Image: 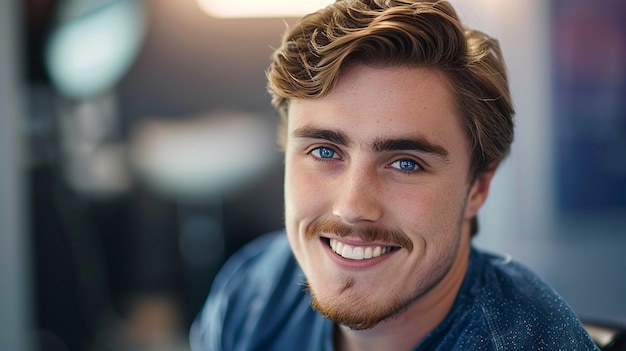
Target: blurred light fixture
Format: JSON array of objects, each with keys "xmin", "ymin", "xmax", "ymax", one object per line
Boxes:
[
  {"xmin": 130, "ymin": 111, "xmax": 279, "ymax": 199},
  {"xmin": 45, "ymin": 0, "xmax": 147, "ymax": 100},
  {"xmin": 196, "ymin": 0, "xmax": 334, "ymax": 18}
]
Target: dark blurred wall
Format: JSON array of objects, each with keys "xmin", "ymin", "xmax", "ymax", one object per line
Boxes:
[{"xmin": 1, "ymin": 0, "xmax": 33, "ymax": 349}]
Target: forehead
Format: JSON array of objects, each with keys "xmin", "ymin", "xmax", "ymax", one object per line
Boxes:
[{"xmin": 287, "ymin": 65, "xmax": 467, "ymax": 151}]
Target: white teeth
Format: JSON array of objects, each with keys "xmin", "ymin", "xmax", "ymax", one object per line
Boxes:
[
  {"xmin": 364, "ymin": 247, "xmax": 373, "ymax": 259},
  {"xmin": 373, "ymin": 246, "xmax": 381, "ymax": 257},
  {"xmin": 353, "ymin": 247, "xmax": 364, "ymax": 260},
  {"xmin": 341, "ymin": 245, "xmax": 352, "ymax": 258},
  {"xmin": 329, "ymin": 239, "xmax": 392, "ymax": 260}
]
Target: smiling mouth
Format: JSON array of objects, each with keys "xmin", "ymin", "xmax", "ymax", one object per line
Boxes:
[{"xmin": 324, "ymin": 238, "xmax": 399, "ymax": 260}]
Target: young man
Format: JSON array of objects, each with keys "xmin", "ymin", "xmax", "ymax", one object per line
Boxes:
[{"xmin": 190, "ymin": 1, "xmax": 599, "ymax": 350}]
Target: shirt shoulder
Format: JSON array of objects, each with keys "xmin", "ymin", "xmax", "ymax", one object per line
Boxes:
[
  {"xmin": 471, "ymin": 249, "xmax": 600, "ymax": 351},
  {"xmin": 189, "ymin": 231, "xmax": 331, "ymax": 351},
  {"xmin": 418, "ymin": 249, "xmax": 599, "ymax": 351}
]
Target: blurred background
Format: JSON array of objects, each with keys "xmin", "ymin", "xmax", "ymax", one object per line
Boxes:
[{"xmin": 0, "ymin": 0, "xmax": 624, "ymax": 350}]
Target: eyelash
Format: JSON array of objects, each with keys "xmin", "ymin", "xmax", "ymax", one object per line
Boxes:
[{"xmin": 308, "ymin": 146, "xmax": 424, "ymax": 174}]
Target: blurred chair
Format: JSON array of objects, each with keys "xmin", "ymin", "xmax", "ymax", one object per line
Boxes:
[{"xmin": 583, "ymin": 320, "xmax": 626, "ymax": 351}]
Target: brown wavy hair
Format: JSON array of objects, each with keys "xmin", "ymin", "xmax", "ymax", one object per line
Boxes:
[{"xmin": 267, "ymin": 0, "xmax": 515, "ymax": 235}]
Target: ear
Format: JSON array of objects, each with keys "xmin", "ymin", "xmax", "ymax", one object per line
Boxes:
[{"xmin": 464, "ymin": 168, "xmax": 497, "ymax": 220}]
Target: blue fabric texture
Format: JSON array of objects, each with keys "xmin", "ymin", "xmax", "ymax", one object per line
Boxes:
[{"xmin": 190, "ymin": 231, "xmax": 599, "ymax": 351}]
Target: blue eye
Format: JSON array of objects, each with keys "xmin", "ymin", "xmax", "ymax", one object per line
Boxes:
[
  {"xmin": 391, "ymin": 159, "xmax": 419, "ymax": 171},
  {"xmin": 312, "ymin": 147, "xmax": 336, "ymax": 159}
]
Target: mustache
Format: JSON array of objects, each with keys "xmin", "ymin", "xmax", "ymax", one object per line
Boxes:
[{"xmin": 306, "ymin": 219, "xmax": 414, "ymax": 253}]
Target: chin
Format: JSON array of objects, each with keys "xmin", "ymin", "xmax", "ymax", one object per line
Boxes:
[{"xmin": 307, "ymin": 280, "xmax": 412, "ymax": 330}]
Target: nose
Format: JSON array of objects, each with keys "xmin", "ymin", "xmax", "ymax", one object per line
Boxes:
[{"xmin": 332, "ymin": 167, "xmax": 383, "ymax": 224}]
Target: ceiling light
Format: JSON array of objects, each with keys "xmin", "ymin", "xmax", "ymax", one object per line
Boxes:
[
  {"xmin": 45, "ymin": 0, "xmax": 146, "ymax": 100},
  {"xmin": 196, "ymin": 0, "xmax": 333, "ymax": 18}
]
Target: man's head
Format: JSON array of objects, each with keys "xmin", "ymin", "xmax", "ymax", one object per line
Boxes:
[
  {"xmin": 268, "ymin": 0, "xmax": 514, "ymax": 194},
  {"xmin": 266, "ymin": 0, "xmax": 514, "ymax": 332}
]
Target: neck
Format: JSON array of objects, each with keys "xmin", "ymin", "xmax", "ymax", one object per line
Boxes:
[{"xmin": 333, "ymin": 238, "xmax": 471, "ymax": 351}]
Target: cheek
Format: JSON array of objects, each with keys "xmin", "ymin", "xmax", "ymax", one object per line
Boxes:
[
  {"xmin": 283, "ymin": 159, "xmax": 331, "ymax": 268},
  {"xmin": 389, "ymin": 183, "xmax": 467, "ymax": 239},
  {"xmin": 284, "ymin": 158, "xmax": 328, "ymax": 228}
]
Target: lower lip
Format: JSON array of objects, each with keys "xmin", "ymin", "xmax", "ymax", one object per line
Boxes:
[{"xmin": 321, "ymin": 238, "xmax": 397, "ymax": 269}]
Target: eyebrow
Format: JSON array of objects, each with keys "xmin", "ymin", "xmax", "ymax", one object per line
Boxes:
[
  {"xmin": 292, "ymin": 126, "xmax": 351, "ymax": 146},
  {"xmin": 291, "ymin": 126, "xmax": 449, "ymax": 162},
  {"xmin": 373, "ymin": 138, "xmax": 449, "ymax": 162}
]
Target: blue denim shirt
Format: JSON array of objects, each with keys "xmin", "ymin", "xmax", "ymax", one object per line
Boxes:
[{"xmin": 190, "ymin": 231, "xmax": 599, "ymax": 350}]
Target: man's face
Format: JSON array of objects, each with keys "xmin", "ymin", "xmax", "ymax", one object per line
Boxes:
[{"xmin": 284, "ymin": 65, "xmax": 493, "ymax": 330}]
